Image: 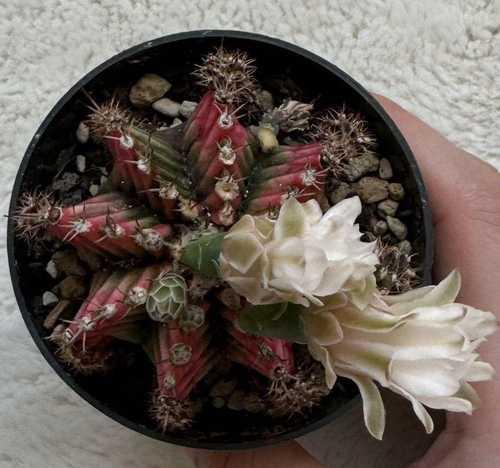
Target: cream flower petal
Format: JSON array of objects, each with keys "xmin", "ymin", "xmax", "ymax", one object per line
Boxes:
[
  {"xmin": 418, "ymin": 395, "xmax": 474, "ymax": 414},
  {"xmin": 301, "ymin": 198, "xmax": 323, "ymax": 224},
  {"xmin": 336, "ymin": 366, "xmax": 386, "ymax": 440},
  {"xmin": 334, "ymin": 304, "xmax": 405, "ymax": 333},
  {"xmin": 226, "ymin": 277, "xmax": 279, "ymax": 305},
  {"xmin": 254, "ymin": 217, "xmax": 275, "ymax": 240},
  {"xmin": 227, "ymin": 214, "xmax": 256, "ymax": 235},
  {"xmin": 308, "ymin": 342, "xmax": 337, "ymax": 389},
  {"xmin": 318, "ymin": 196, "xmax": 362, "ymax": 236},
  {"xmin": 274, "ymin": 197, "xmax": 306, "ymax": 240},
  {"xmin": 313, "ymin": 263, "xmax": 354, "ymax": 297},
  {"xmin": 391, "ymin": 383, "xmax": 435, "ymax": 434},
  {"xmin": 463, "ymin": 361, "xmax": 495, "ymax": 382},
  {"xmin": 268, "ymin": 239, "xmax": 306, "ymax": 284},
  {"xmin": 221, "ymin": 233, "xmax": 264, "ymax": 274},
  {"xmin": 388, "ymin": 358, "xmax": 461, "ymax": 398},
  {"xmin": 303, "ymin": 310, "xmax": 343, "ymax": 346},
  {"xmin": 389, "ymin": 270, "xmax": 461, "ymax": 315},
  {"xmin": 457, "ymin": 306, "xmax": 498, "ymax": 340},
  {"xmin": 383, "ymin": 286, "xmax": 434, "ymax": 306}
]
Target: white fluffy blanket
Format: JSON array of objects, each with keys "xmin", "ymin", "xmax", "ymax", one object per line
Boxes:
[{"xmin": 1, "ymin": 1, "xmax": 498, "ymax": 467}]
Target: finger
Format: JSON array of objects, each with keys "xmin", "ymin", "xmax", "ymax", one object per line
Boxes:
[{"xmin": 186, "ymin": 441, "xmax": 324, "ymax": 468}]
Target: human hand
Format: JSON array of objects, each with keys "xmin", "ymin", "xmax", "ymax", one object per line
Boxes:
[{"xmin": 186, "ymin": 95, "xmax": 500, "ymax": 468}]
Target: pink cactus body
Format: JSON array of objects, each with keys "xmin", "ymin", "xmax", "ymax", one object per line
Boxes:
[
  {"xmin": 222, "ymin": 309, "xmax": 295, "ymax": 379},
  {"xmin": 153, "ymin": 303, "xmax": 216, "ymax": 400},
  {"xmin": 246, "ymin": 143, "xmax": 325, "ymax": 215},
  {"xmin": 183, "ymin": 92, "xmax": 255, "ymax": 225},
  {"xmin": 45, "ymin": 193, "xmax": 172, "ymax": 258},
  {"xmin": 63, "ymin": 264, "xmax": 166, "ymax": 351}
]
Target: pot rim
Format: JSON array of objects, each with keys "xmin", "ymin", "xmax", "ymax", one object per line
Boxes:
[{"xmin": 7, "ymin": 29, "xmax": 433, "ymax": 450}]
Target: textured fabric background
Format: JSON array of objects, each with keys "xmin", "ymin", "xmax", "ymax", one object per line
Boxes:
[{"xmin": 1, "ymin": 1, "xmax": 498, "ymax": 467}]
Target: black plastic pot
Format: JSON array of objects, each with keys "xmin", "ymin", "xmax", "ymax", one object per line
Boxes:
[{"xmin": 7, "ymin": 30, "xmax": 433, "ymax": 450}]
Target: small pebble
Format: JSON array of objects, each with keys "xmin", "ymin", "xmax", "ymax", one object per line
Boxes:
[
  {"xmin": 55, "ymin": 276, "xmax": 87, "ymax": 300},
  {"xmin": 43, "ymin": 300, "xmax": 70, "ymax": 330},
  {"xmin": 373, "ymin": 219, "xmax": 388, "ymax": 236},
  {"xmin": 170, "ymin": 117, "xmax": 183, "ymax": 128},
  {"xmin": 210, "ymin": 380, "xmax": 238, "ymax": 398},
  {"xmin": 355, "ymin": 177, "xmax": 389, "ymax": 203},
  {"xmin": 377, "ymin": 199, "xmax": 399, "ymax": 218},
  {"xmin": 42, "ymin": 291, "xmax": 58, "ymax": 306},
  {"xmin": 45, "ymin": 260, "xmax": 58, "ymax": 279},
  {"xmin": 52, "ymin": 172, "xmax": 79, "ymax": 191},
  {"xmin": 77, "ymin": 248, "xmax": 103, "ymax": 271},
  {"xmin": 397, "ymin": 240, "xmax": 412, "ymax": 255},
  {"xmin": 52, "ymin": 250, "xmax": 87, "ymax": 276},
  {"xmin": 343, "ymin": 151, "xmax": 380, "ymax": 182},
  {"xmin": 257, "ymin": 126, "xmax": 279, "ymax": 153},
  {"xmin": 388, "ymin": 183, "xmax": 405, "ymax": 201},
  {"xmin": 98, "ymin": 166, "xmax": 108, "ymax": 175},
  {"xmin": 329, "ymin": 182, "xmax": 355, "ymax": 204},
  {"xmin": 100, "ymin": 175, "xmax": 108, "ymax": 185},
  {"xmin": 129, "ymin": 73, "xmax": 171, "ymax": 108},
  {"xmin": 89, "ymin": 184, "xmax": 99, "ymax": 196},
  {"xmin": 76, "ymin": 122, "xmax": 90, "ymax": 143},
  {"xmin": 386, "ymin": 216, "xmax": 408, "ymax": 240},
  {"xmin": 378, "ymin": 158, "xmax": 393, "ymax": 179},
  {"xmin": 228, "ymin": 390, "xmax": 246, "ymax": 411},
  {"xmin": 76, "ymin": 154, "xmax": 86, "ymax": 173},
  {"xmin": 179, "ymin": 100, "xmax": 198, "ymax": 118},
  {"xmin": 243, "ymin": 394, "xmax": 265, "ymax": 413},
  {"xmin": 256, "ymin": 89, "xmax": 274, "ymax": 111},
  {"xmin": 152, "ymin": 97, "xmax": 181, "ymax": 117},
  {"xmin": 212, "ymin": 397, "xmax": 226, "ymax": 409}
]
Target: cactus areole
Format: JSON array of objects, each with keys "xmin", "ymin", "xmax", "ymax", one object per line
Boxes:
[{"xmin": 8, "ymin": 31, "xmax": 434, "ymax": 450}]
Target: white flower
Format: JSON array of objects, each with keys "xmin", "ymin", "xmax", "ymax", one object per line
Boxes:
[
  {"xmin": 219, "ymin": 196, "xmax": 378, "ymax": 306},
  {"xmin": 303, "ymin": 271, "xmax": 498, "ymax": 439}
]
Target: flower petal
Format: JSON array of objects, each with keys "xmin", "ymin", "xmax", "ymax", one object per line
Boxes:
[
  {"xmin": 274, "ymin": 197, "xmax": 307, "ymax": 240},
  {"xmin": 389, "ymin": 270, "xmax": 461, "ymax": 315},
  {"xmin": 302, "ymin": 199, "xmax": 323, "ymax": 224},
  {"xmin": 308, "ymin": 342, "xmax": 337, "ymax": 389},
  {"xmin": 303, "ymin": 310, "xmax": 343, "ymax": 346},
  {"xmin": 222, "ymin": 233, "xmax": 264, "ymax": 274},
  {"xmin": 228, "ymin": 214, "xmax": 256, "ymax": 235},
  {"xmin": 336, "ymin": 366, "xmax": 386, "ymax": 440},
  {"xmin": 464, "ymin": 361, "xmax": 495, "ymax": 382},
  {"xmin": 391, "ymin": 384, "xmax": 434, "ymax": 434},
  {"xmin": 388, "ymin": 358, "xmax": 461, "ymax": 398}
]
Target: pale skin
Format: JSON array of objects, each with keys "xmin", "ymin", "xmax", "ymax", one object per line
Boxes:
[{"xmin": 187, "ymin": 95, "xmax": 500, "ymax": 468}]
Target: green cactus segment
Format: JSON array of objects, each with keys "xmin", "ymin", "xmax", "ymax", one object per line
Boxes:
[
  {"xmin": 179, "ymin": 232, "xmax": 225, "ymax": 278},
  {"xmin": 236, "ymin": 302, "xmax": 307, "ymax": 344},
  {"xmin": 245, "ymin": 143, "xmax": 325, "ymax": 215},
  {"xmin": 146, "ymin": 272, "xmax": 188, "ymax": 322},
  {"xmin": 130, "ymin": 127, "xmax": 192, "ymax": 198}
]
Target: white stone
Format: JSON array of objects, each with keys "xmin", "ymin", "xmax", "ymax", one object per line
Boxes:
[
  {"xmin": 89, "ymin": 184, "xmax": 99, "ymax": 196},
  {"xmin": 100, "ymin": 175, "xmax": 108, "ymax": 185},
  {"xmin": 76, "ymin": 154, "xmax": 86, "ymax": 172},
  {"xmin": 152, "ymin": 98, "xmax": 180, "ymax": 117},
  {"xmin": 179, "ymin": 100, "xmax": 197, "ymax": 118},
  {"xmin": 170, "ymin": 117, "xmax": 182, "ymax": 127},
  {"xmin": 42, "ymin": 291, "xmax": 58, "ymax": 306},
  {"xmin": 45, "ymin": 260, "xmax": 58, "ymax": 279},
  {"xmin": 75, "ymin": 122, "xmax": 89, "ymax": 143}
]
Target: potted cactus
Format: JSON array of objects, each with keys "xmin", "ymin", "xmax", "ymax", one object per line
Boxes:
[{"xmin": 8, "ymin": 31, "xmax": 496, "ymax": 449}]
